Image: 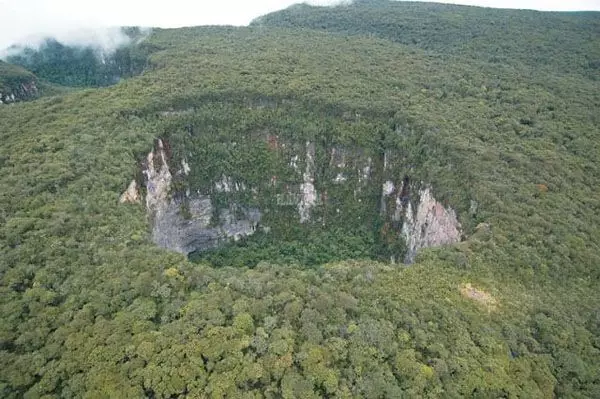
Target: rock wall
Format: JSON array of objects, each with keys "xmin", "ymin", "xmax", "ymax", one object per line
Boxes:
[
  {"xmin": 120, "ymin": 180, "xmax": 140, "ymax": 204},
  {"xmin": 298, "ymin": 141, "xmax": 317, "ymax": 223},
  {"xmin": 401, "ymin": 187, "xmax": 462, "ymax": 263},
  {"xmin": 380, "ymin": 177, "xmax": 462, "ymax": 263},
  {"xmin": 132, "ymin": 137, "xmax": 461, "ymax": 261},
  {"xmin": 140, "ymin": 139, "xmax": 261, "ymax": 255}
]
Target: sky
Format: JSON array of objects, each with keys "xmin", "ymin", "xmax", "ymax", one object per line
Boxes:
[{"xmin": 1, "ymin": 0, "xmax": 599, "ymax": 51}]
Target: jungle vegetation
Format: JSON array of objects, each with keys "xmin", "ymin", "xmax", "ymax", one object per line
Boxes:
[
  {"xmin": 4, "ymin": 28, "xmax": 152, "ymax": 88},
  {"xmin": 0, "ymin": 1, "xmax": 599, "ymax": 397},
  {"xmin": 0, "ymin": 61, "xmax": 35, "ymax": 90}
]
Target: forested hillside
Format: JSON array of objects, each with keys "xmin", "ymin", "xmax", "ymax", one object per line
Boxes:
[
  {"xmin": 4, "ymin": 28, "xmax": 152, "ymax": 87},
  {"xmin": 1, "ymin": 1, "xmax": 599, "ymax": 398},
  {"xmin": 0, "ymin": 61, "xmax": 41, "ymax": 103},
  {"xmin": 253, "ymin": 0, "xmax": 600, "ymax": 77}
]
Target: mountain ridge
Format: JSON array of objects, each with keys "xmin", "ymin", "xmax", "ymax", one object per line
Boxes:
[{"xmin": 252, "ymin": 1, "xmax": 600, "ymax": 77}]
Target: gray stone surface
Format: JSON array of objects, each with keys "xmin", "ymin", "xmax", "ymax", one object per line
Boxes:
[
  {"xmin": 152, "ymin": 196, "xmax": 260, "ymax": 254},
  {"xmin": 143, "ymin": 139, "xmax": 261, "ymax": 255},
  {"xmin": 401, "ymin": 187, "xmax": 462, "ymax": 263}
]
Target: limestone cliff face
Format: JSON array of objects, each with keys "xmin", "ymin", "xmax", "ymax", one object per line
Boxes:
[
  {"xmin": 380, "ymin": 177, "xmax": 462, "ymax": 263},
  {"xmin": 401, "ymin": 187, "xmax": 462, "ymax": 263},
  {"xmin": 144, "ymin": 139, "xmax": 172, "ymax": 214},
  {"xmin": 298, "ymin": 141, "xmax": 317, "ymax": 223},
  {"xmin": 134, "ymin": 136, "xmax": 461, "ymax": 261},
  {"xmin": 142, "ymin": 139, "xmax": 260, "ymax": 255}
]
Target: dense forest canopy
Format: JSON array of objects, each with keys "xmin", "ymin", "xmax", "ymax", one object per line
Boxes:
[
  {"xmin": 0, "ymin": 1, "xmax": 599, "ymax": 398},
  {"xmin": 252, "ymin": 0, "xmax": 600, "ymax": 77},
  {"xmin": 4, "ymin": 27, "xmax": 152, "ymax": 87}
]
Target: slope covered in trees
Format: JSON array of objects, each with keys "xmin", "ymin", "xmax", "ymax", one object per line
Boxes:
[
  {"xmin": 253, "ymin": 0, "xmax": 600, "ymax": 77},
  {"xmin": 4, "ymin": 28, "xmax": 153, "ymax": 87},
  {"xmin": 0, "ymin": 2, "xmax": 599, "ymax": 397},
  {"xmin": 0, "ymin": 61, "xmax": 41, "ymax": 103},
  {"xmin": 0, "ymin": 61, "xmax": 35, "ymax": 90}
]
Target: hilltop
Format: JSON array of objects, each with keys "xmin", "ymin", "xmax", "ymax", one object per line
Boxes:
[
  {"xmin": 0, "ymin": 1, "xmax": 599, "ymax": 397},
  {"xmin": 253, "ymin": 0, "xmax": 600, "ymax": 77}
]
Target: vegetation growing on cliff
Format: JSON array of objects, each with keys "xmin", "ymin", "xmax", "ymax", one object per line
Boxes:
[
  {"xmin": 0, "ymin": 61, "xmax": 40, "ymax": 102},
  {"xmin": 0, "ymin": 1, "xmax": 599, "ymax": 397}
]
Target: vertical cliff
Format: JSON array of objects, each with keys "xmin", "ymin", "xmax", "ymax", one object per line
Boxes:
[
  {"xmin": 401, "ymin": 187, "xmax": 462, "ymax": 263},
  {"xmin": 136, "ymin": 139, "xmax": 261, "ymax": 255},
  {"xmin": 298, "ymin": 141, "xmax": 317, "ymax": 223},
  {"xmin": 129, "ymin": 132, "xmax": 461, "ymax": 263},
  {"xmin": 379, "ymin": 175, "xmax": 462, "ymax": 263}
]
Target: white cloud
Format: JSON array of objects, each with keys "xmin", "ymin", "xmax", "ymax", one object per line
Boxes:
[{"xmin": 0, "ymin": 0, "xmax": 598, "ymax": 51}]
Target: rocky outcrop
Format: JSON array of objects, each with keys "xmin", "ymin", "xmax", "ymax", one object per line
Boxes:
[
  {"xmin": 298, "ymin": 141, "xmax": 317, "ymax": 223},
  {"xmin": 380, "ymin": 177, "xmax": 461, "ymax": 263},
  {"xmin": 119, "ymin": 180, "xmax": 140, "ymax": 203},
  {"xmin": 144, "ymin": 139, "xmax": 172, "ymax": 213},
  {"xmin": 1, "ymin": 61, "xmax": 40, "ymax": 104},
  {"xmin": 150, "ymin": 195, "xmax": 260, "ymax": 255},
  {"xmin": 143, "ymin": 139, "xmax": 260, "ymax": 255},
  {"xmin": 400, "ymin": 187, "xmax": 461, "ymax": 263},
  {"xmin": 0, "ymin": 81, "xmax": 39, "ymax": 104}
]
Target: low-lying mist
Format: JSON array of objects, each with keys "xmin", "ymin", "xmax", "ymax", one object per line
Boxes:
[
  {"xmin": 2, "ymin": 27, "xmax": 153, "ymax": 88},
  {"xmin": 0, "ymin": 26, "xmax": 151, "ymax": 59}
]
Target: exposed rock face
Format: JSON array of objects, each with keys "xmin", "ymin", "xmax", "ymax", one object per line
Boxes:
[
  {"xmin": 379, "ymin": 174, "xmax": 461, "ymax": 263},
  {"xmin": 0, "ymin": 81, "xmax": 39, "ymax": 104},
  {"xmin": 298, "ymin": 141, "xmax": 317, "ymax": 223},
  {"xmin": 119, "ymin": 180, "xmax": 140, "ymax": 204},
  {"xmin": 144, "ymin": 139, "xmax": 172, "ymax": 213},
  {"xmin": 150, "ymin": 195, "xmax": 260, "ymax": 255},
  {"xmin": 401, "ymin": 188, "xmax": 461, "ymax": 263},
  {"xmin": 136, "ymin": 137, "xmax": 461, "ymax": 261},
  {"xmin": 143, "ymin": 139, "xmax": 260, "ymax": 255}
]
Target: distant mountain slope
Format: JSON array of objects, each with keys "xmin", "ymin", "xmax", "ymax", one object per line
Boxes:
[
  {"xmin": 4, "ymin": 29, "xmax": 153, "ymax": 88},
  {"xmin": 253, "ymin": 0, "xmax": 600, "ymax": 77}
]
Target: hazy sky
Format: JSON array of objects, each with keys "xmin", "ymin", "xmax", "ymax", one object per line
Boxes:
[{"xmin": 1, "ymin": 0, "xmax": 599, "ymax": 51}]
